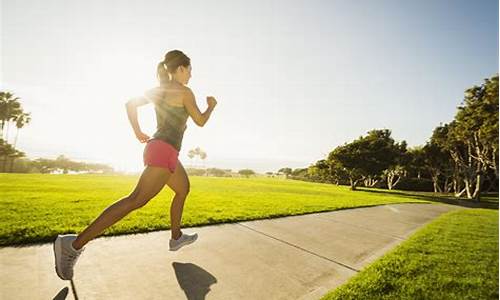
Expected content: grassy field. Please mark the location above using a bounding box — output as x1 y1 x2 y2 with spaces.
0 173 437 246
320 208 499 300
2 174 498 298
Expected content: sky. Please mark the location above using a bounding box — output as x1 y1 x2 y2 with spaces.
1 0 498 174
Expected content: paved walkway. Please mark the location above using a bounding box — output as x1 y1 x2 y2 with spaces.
1 202 465 300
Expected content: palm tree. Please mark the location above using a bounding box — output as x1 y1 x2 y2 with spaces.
188 149 196 167
0 92 23 142
199 150 207 175
0 92 31 172
187 147 207 171
194 147 201 167
12 112 31 149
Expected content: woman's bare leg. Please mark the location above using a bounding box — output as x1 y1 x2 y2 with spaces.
166 160 190 240
71 166 172 250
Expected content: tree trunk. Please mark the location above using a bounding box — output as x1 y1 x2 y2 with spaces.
472 160 487 200
431 174 442 193
445 180 453 193
453 173 467 196
392 176 400 188
455 187 467 198
432 179 442 193
450 143 481 199
464 178 472 199
442 177 450 193
9 158 15 172
0 120 4 138
13 129 19 149
364 176 374 187
4 121 10 143
490 149 498 179
1 156 7 173
350 178 358 191
387 174 393 190
472 173 482 201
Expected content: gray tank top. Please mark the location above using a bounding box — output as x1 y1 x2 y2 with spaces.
146 87 190 151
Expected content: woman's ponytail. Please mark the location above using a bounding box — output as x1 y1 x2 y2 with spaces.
157 61 170 86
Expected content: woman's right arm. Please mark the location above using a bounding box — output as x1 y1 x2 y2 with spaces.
124 87 165 143
125 96 151 143
183 88 217 127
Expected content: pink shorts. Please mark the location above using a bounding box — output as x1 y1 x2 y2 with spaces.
143 138 179 173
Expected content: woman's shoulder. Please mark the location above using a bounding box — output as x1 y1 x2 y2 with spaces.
159 83 192 97
146 83 192 105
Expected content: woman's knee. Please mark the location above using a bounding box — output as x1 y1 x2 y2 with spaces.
175 184 190 197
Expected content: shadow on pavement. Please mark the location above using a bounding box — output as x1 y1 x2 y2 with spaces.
355 188 499 209
52 286 69 300
173 262 217 300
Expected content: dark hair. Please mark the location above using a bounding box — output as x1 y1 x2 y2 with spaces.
156 50 191 86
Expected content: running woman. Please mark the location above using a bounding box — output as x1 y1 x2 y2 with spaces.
53 50 217 280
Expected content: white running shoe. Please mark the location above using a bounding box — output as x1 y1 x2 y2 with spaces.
53 234 85 280
169 231 198 251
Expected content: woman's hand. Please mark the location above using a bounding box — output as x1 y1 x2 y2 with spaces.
207 96 217 109
135 131 151 143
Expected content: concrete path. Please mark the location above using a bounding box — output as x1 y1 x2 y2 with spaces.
1 202 465 300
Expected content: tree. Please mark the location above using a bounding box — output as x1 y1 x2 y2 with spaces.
328 129 404 190
445 74 499 200
12 112 31 149
405 146 427 180
424 124 456 194
382 165 405 190
6 112 31 172
291 168 308 177
0 92 23 142
187 149 196 166
207 168 230 177
308 160 333 183
238 169 255 178
278 167 292 178
187 146 207 169
381 140 409 190
0 92 31 172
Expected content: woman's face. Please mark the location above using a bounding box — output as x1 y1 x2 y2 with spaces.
177 65 192 85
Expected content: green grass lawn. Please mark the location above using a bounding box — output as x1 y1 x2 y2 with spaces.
320 208 499 300
0 173 437 246
1 174 498 298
